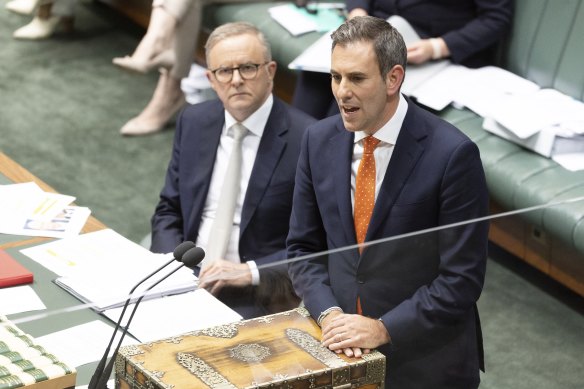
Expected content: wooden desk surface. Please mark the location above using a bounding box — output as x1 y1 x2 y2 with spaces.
0 152 107 249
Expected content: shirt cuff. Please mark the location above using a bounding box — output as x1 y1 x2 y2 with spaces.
247 261 260 286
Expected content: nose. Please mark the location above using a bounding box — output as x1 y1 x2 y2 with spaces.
231 68 244 86
335 78 352 101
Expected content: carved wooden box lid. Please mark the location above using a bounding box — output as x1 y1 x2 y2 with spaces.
115 308 385 388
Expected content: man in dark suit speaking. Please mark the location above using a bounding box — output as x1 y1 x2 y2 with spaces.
151 22 315 319
287 17 489 388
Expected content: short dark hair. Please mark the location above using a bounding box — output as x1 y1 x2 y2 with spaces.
331 16 407 78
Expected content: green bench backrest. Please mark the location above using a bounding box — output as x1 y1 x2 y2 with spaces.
501 0 584 101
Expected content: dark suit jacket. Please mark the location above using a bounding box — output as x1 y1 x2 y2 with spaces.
346 0 513 67
151 97 315 316
287 97 489 388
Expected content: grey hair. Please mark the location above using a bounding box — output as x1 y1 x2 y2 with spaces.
205 22 272 63
331 16 407 78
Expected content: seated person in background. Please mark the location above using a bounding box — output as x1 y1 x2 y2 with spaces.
112 0 255 136
150 21 316 319
292 0 513 119
8 0 75 40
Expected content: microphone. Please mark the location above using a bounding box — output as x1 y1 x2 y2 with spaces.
95 246 205 389
88 241 196 389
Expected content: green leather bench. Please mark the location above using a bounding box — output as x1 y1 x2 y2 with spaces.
205 0 584 296
437 0 584 296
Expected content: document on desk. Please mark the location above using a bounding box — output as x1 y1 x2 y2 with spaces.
35 320 138 367
402 61 457 110
552 153 584 171
489 89 584 139
452 66 540 118
0 182 82 238
0 285 46 315
20 229 198 311
7 205 90 239
102 289 243 343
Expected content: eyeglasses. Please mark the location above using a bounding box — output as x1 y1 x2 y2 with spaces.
209 62 269 83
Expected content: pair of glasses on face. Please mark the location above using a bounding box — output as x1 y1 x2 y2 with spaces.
209 62 269 83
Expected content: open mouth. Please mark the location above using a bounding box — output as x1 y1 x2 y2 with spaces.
343 106 359 114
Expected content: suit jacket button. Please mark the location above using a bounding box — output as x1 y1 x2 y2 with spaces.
357 277 365 284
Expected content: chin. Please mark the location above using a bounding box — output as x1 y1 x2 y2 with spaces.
341 119 359 132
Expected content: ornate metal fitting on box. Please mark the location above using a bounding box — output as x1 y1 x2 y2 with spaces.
332 366 351 387
177 352 237 389
229 343 271 363
189 323 239 339
286 328 347 369
119 345 145 358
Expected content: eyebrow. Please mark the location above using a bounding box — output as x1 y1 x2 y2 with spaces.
330 70 368 78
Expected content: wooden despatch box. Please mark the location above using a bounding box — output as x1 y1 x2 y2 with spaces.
115 308 385 388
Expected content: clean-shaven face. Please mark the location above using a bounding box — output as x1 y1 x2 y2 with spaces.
206 33 276 122
331 41 393 134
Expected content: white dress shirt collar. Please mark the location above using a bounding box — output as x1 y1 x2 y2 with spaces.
224 94 273 137
354 93 408 145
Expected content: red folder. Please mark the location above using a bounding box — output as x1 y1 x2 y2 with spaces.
0 249 34 287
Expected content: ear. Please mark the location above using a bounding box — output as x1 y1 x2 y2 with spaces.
385 64 405 96
206 70 218 92
266 60 277 80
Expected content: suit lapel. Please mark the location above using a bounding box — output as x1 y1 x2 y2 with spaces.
185 103 224 237
240 99 287 235
330 119 357 248
365 102 427 245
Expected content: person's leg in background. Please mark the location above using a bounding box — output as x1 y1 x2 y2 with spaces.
112 0 186 74
6 0 39 15
117 0 257 136
118 0 201 136
12 0 75 40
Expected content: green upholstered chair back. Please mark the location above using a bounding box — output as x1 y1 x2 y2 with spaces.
500 0 584 101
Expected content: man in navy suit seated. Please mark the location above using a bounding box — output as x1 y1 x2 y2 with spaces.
151 22 316 319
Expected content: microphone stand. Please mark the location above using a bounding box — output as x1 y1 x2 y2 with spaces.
94 246 205 389
88 242 195 389
95 263 188 389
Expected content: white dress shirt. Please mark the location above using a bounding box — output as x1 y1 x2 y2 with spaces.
196 95 274 284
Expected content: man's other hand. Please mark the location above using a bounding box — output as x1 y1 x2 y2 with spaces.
198 259 252 295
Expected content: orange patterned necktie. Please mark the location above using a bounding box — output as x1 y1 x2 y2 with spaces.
354 135 380 251
354 136 379 316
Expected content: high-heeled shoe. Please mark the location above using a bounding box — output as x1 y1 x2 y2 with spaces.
13 15 74 40
5 0 37 15
113 50 175 75
120 94 186 136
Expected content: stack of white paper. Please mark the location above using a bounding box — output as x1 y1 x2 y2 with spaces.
35 320 138 367
103 289 242 342
20 229 199 311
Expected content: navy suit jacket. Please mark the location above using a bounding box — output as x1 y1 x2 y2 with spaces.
346 0 513 67
151 96 316 269
287 98 489 388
